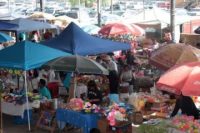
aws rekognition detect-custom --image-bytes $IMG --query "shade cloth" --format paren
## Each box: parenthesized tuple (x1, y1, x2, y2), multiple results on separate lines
(56, 108, 100, 133)
(42, 22, 130, 55)
(0, 41, 69, 70)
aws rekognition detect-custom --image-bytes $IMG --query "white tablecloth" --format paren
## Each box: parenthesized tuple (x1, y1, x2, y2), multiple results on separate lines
(1, 101, 32, 117)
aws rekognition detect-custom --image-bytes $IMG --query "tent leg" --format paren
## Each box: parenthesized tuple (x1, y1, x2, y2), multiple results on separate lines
(24, 71, 31, 131)
(0, 93, 3, 133)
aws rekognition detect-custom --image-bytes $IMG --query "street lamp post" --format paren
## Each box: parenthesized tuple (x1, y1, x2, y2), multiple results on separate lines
(97, 0, 101, 26)
(111, 0, 113, 14)
(40, 0, 43, 12)
(170, 0, 176, 43)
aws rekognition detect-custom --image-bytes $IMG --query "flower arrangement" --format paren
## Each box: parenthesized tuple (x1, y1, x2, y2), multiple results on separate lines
(171, 115, 200, 133)
(83, 102, 100, 113)
(106, 103, 127, 126)
(68, 98, 84, 111)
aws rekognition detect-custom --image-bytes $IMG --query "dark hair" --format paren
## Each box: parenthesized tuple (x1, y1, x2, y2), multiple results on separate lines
(90, 128, 101, 133)
(87, 80, 97, 89)
(39, 79, 46, 86)
(96, 56, 101, 61)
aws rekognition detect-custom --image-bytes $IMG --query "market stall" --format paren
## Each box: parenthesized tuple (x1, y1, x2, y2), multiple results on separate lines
(0, 40, 69, 131)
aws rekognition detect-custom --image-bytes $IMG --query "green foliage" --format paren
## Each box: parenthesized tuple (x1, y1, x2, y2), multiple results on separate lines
(69, 0, 110, 7)
(136, 121, 169, 133)
(68, 0, 77, 7)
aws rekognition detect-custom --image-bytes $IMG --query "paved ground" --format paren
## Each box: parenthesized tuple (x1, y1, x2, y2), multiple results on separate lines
(2, 113, 81, 133)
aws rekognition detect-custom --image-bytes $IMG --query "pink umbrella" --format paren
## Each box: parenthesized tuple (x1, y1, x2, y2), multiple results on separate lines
(157, 62, 200, 96)
(130, 23, 145, 36)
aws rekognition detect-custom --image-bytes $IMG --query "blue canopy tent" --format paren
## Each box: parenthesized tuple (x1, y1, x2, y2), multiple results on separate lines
(42, 22, 131, 56)
(0, 32, 13, 43)
(0, 21, 18, 30)
(0, 18, 58, 41)
(0, 41, 69, 131)
(6, 18, 57, 32)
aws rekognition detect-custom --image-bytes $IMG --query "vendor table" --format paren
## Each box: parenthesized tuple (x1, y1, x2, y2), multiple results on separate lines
(1, 101, 32, 117)
(56, 108, 100, 133)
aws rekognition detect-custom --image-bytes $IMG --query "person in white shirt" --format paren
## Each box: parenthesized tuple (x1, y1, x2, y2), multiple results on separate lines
(104, 56, 118, 73)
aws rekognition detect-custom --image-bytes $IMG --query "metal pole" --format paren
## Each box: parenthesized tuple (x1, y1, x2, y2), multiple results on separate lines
(24, 71, 31, 131)
(170, 0, 176, 43)
(143, 0, 145, 20)
(78, 0, 81, 22)
(97, 0, 101, 26)
(40, 0, 43, 12)
(111, 0, 113, 14)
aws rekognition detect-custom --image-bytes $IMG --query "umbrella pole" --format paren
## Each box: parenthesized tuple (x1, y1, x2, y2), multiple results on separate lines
(73, 73, 77, 98)
(24, 71, 31, 131)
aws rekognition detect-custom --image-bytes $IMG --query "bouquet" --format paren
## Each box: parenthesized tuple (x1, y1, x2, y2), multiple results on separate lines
(107, 103, 127, 126)
(171, 115, 200, 133)
(68, 98, 84, 111)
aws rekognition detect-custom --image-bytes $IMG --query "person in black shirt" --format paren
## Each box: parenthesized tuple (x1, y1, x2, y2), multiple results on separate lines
(108, 70, 120, 103)
(171, 94, 200, 119)
(87, 80, 102, 105)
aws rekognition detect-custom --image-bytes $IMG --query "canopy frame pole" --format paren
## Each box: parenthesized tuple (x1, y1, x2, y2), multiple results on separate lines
(170, 0, 176, 43)
(24, 71, 31, 131)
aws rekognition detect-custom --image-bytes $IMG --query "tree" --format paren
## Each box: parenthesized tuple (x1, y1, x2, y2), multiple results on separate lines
(69, 0, 79, 7)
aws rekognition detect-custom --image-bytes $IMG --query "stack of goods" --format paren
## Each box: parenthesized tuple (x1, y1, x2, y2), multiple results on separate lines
(128, 93, 147, 112)
(2, 91, 41, 105)
(129, 92, 170, 112)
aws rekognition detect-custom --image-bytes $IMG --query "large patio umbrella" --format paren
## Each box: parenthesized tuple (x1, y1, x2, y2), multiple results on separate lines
(81, 24, 100, 34)
(54, 15, 79, 26)
(29, 12, 56, 21)
(149, 43, 200, 70)
(157, 62, 200, 96)
(0, 32, 13, 43)
(130, 23, 145, 36)
(98, 23, 138, 36)
(44, 55, 109, 97)
(44, 55, 108, 75)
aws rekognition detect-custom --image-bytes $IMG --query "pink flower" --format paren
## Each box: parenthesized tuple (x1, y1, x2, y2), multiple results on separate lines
(107, 110, 116, 126)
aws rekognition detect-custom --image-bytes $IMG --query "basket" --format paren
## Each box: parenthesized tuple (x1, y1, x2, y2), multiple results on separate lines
(132, 111, 143, 125)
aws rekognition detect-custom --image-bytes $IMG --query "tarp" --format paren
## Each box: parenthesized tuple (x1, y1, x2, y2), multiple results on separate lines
(0, 18, 57, 32)
(0, 41, 69, 70)
(0, 21, 18, 30)
(42, 22, 130, 56)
